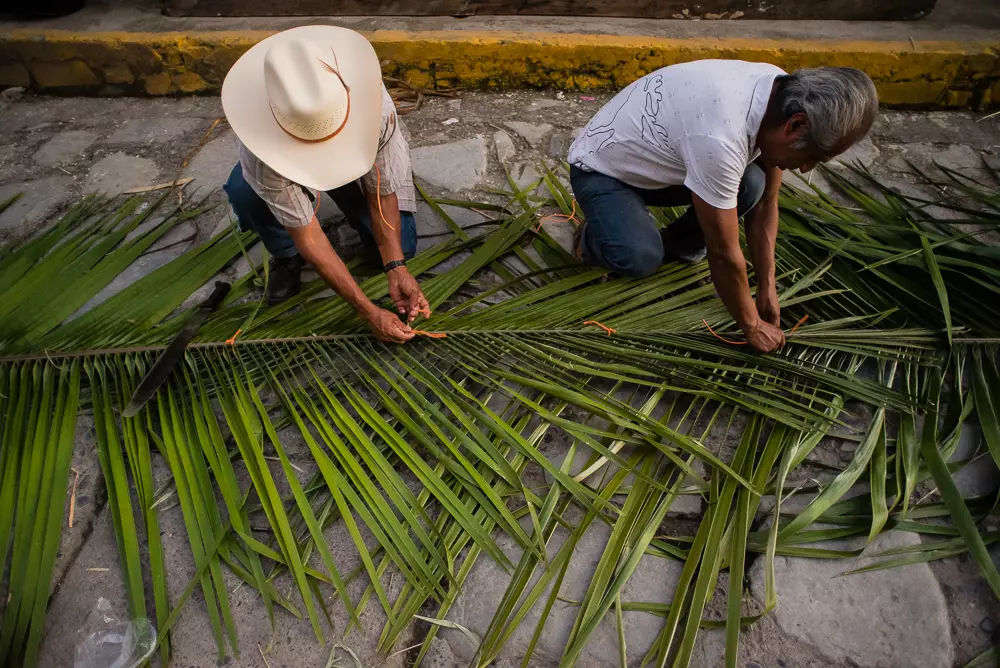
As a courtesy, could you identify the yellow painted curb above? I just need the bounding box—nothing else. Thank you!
[1,28,998,107]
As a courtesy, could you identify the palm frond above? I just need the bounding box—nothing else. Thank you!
[1,163,998,668]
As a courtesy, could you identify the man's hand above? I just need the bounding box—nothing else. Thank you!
[756,288,781,327]
[364,306,415,344]
[387,267,431,323]
[744,320,785,354]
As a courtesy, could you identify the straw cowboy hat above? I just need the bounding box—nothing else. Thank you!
[222,25,382,191]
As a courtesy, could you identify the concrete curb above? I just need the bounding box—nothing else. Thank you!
[1,28,998,107]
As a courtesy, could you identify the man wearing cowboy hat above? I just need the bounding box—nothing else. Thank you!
[222,25,427,344]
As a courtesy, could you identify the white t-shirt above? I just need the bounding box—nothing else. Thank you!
[568,60,785,209]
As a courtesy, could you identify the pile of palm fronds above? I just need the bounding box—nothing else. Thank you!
[0,161,998,668]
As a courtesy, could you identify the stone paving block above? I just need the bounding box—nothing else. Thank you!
[830,136,881,169]
[548,131,576,160]
[952,425,999,497]
[929,552,1000,666]
[37,510,129,668]
[33,129,98,167]
[0,175,75,236]
[411,138,488,191]
[512,162,543,192]
[106,116,203,145]
[51,417,104,594]
[440,522,682,666]
[85,152,160,195]
[494,129,516,165]
[416,200,484,237]
[182,129,238,193]
[75,227,197,315]
[885,142,984,175]
[505,121,554,149]
[749,529,954,668]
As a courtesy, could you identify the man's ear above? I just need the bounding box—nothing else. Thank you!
[784,112,808,139]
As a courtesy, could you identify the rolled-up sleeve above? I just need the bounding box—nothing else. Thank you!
[360,86,416,212]
[237,137,317,228]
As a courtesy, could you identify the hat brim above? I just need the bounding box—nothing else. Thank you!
[222,25,382,192]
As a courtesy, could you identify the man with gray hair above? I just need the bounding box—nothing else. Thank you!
[568,61,878,353]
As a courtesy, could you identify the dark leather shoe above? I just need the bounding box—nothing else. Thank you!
[266,254,306,305]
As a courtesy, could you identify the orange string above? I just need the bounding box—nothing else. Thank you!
[702,319,748,345]
[374,163,396,231]
[411,329,447,339]
[535,200,580,232]
[225,328,242,345]
[788,314,809,335]
[312,191,321,218]
[583,320,616,336]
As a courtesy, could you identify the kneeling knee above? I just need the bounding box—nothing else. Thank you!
[602,243,662,277]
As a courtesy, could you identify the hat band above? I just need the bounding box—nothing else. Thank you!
[269,93,351,144]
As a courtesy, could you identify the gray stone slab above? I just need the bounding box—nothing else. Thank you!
[51,417,105,593]
[494,130,516,165]
[0,175,75,236]
[85,152,160,195]
[181,129,238,193]
[505,121,553,149]
[951,426,999,497]
[416,200,485,237]
[106,116,204,146]
[411,138,488,192]
[749,530,954,668]
[37,510,129,668]
[830,136,880,170]
[75,234,194,316]
[929,552,1000,666]
[440,521,682,666]
[512,162,542,192]
[33,129,99,167]
[548,131,576,160]
[885,142,984,175]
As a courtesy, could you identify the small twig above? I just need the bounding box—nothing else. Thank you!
[909,36,917,50]
[258,643,273,668]
[68,468,80,528]
[376,642,423,667]
[124,177,194,195]
[86,567,110,572]
[263,455,305,473]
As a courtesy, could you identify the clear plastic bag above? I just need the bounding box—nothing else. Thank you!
[73,597,157,668]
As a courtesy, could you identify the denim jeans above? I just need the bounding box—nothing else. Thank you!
[569,164,766,277]
[223,163,417,261]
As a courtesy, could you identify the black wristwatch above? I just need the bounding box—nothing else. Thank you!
[383,259,406,273]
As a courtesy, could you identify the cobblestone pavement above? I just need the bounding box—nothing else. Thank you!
[1,89,998,667]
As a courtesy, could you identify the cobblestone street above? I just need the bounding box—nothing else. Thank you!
[1,88,998,667]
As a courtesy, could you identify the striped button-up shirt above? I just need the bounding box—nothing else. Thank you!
[235,83,416,228]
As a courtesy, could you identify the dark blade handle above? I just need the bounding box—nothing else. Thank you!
[121,281,232,417]
[201,281,231,311]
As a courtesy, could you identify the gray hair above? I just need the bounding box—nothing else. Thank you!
[775,67,879,153]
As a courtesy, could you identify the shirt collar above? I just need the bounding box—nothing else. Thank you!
[747,72,781,158]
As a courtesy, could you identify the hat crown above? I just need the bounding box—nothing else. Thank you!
[263,37,349,141]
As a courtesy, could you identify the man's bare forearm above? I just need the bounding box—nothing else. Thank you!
[746,166,783,294]
[367,191,405,265]
[745,199,778,294]
[707,248,760,331]
[288,218,377,317]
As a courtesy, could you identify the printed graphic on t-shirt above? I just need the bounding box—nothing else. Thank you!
[567,60,785,208]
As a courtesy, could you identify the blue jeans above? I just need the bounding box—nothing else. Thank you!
[223,164,417,261]
[569,164,766,277]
